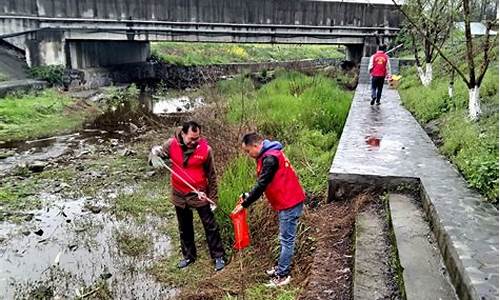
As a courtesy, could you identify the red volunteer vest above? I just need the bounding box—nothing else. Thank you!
[169,137,209,194]
[257,149,305,211]
[371,51,389,77]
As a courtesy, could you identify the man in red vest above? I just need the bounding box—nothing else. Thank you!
[150,121,225,271]
[232,132,306,287]
[368,44,391,105]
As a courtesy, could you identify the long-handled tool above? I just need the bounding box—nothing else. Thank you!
[150,153,217,210]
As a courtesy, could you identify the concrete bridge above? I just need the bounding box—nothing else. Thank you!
[0,0,401,68]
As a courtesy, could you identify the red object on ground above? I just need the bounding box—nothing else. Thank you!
[230,209,250,250]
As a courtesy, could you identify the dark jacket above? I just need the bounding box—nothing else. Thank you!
[158,128,218,208]
[241,140,282,208]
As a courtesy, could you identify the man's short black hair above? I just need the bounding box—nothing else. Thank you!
[182,121,201,134]
[242,132,262,145]
[378,44,387,52]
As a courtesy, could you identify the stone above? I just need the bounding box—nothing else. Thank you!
[120,148,136,157]
[129,122,139,134]
[28,161,47,173]
[0,150,15,159]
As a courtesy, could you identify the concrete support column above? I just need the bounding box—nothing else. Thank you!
[363,36,379,57]
[67,41,150,69]
[25,29,66,67]
[345,44,364,64]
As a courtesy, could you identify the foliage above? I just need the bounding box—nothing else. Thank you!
[399,65,498,202]
[224,71,351,196]
[151,42,344,66]
[0,89,96,142]
[30,65,65,86]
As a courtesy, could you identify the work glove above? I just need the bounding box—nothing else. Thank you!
[198,191,217,212]
[149,145,166,169]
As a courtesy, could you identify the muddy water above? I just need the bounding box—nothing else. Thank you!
[0,90,203,299]
[0,130,124,177]
[0,193,175,299]
[140,92,204,115]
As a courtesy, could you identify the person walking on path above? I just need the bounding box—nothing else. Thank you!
[232,132,306,288]
[149,121,225,271]
[368,44,391,105]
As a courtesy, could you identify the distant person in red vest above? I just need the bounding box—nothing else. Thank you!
[150,121,225,271]
[232,132,306,288]
[368,44,391,105]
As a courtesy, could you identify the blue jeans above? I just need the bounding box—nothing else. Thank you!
[371,76,385,102]
[276,202,304,276]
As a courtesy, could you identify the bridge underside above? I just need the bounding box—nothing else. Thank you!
[19,23,393,68]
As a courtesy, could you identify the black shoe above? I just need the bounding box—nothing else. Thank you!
[376,100,381,105]
[214,257,225,271]
[370,98,375,105]
[178,258,194,269]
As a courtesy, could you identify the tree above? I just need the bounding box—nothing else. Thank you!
[393,0,499,120]
[400,0,454,86]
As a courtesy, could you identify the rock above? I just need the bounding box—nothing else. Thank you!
[68,244,78,251]
[100,272,112,280]
[22,230,31,236]
[0,150,15,159]
[24,213,34,221]
[84,203,102,214]
[34,229,44,236]
[120,148,137,157]
[76,165,85,172]
[129,122,139,134]
[110,139,120,147]
[145,171,156,178]
[28,161,48,173]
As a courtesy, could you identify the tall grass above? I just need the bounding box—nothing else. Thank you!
[219,71,352,207]
[399,66,499,202]
[151,42,344,66]
[215,156,255,245]
[0,89,95,142]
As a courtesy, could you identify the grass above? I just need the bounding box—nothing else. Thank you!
[223,284,299,300]
[0,89,98,142]
[224,71,351,195]
[0,72,8,81]
[112,179,173,222]
[115,231,153,257]
[151,42,344,66]
[399,65,499,203]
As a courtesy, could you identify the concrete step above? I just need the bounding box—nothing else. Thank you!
[354,210,393,299]
[389,194,458,300]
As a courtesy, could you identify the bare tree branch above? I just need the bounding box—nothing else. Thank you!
[391,0,471,85]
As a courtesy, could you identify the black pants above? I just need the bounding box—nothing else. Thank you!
[371,76,385,102]
[175,204,225,260]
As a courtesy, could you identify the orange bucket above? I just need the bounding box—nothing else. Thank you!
[230,209,250,250]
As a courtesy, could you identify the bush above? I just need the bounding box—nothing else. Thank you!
[30,65,65,86]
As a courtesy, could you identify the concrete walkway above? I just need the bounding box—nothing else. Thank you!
[329,65,499,300]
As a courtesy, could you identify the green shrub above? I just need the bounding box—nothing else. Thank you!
[30,65,65,86]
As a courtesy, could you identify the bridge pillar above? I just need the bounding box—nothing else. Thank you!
[363,36,380,57]
[67,41,150,69]
[345,45,364,64]
[25,29,66,67]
